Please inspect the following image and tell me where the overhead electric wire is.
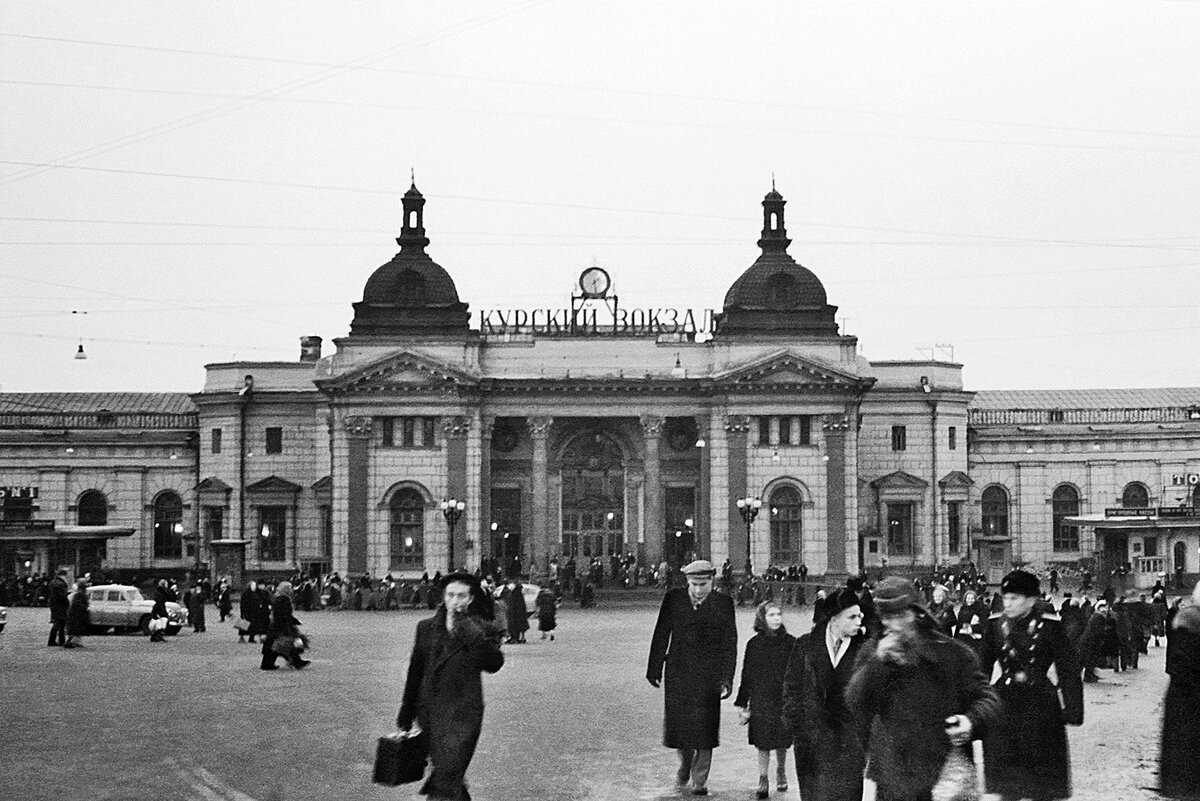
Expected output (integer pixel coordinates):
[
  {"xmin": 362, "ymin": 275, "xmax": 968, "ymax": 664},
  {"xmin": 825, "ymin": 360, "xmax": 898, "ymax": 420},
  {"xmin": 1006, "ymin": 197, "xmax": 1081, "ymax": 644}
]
[
  {"xmin": 1, "ymin": 34, "xmax": 1196, "ymax": 143},
  {"xmin": 0, "ymin": 0, "xmax": 549, "ymax": 186}
]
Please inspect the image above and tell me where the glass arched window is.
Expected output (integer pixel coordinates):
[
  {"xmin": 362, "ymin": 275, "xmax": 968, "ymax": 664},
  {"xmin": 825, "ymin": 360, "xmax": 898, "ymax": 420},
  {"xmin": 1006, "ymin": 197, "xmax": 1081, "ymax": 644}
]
[
  {"xmin": 152, "ymin": 492, "xmax": 183, "ymax": 559},
  {"xmin": 390, "ymin": 489, "xmax": 425, "ymax": 567},
  {"xmin": 1052, "ymin": 485, "xmax": 1080, "ymax": 551},
  {"xmin": 769, "ymin": 485, "xmax": 803, "ymax": 566},
  {"xmin": 981, "ymin": 485, "xmax": 1009, "ymax": 539},
  {"xmin": 77, "ymin": 490, "xmax": 108, "ymax": 526},
  {"xmin": 396, "ymin": 270, "xmax": 427, "ymax": 307},
  {"xmin": 1122, "ymin": 483, "xmax": 1149, "ymax": 509}
]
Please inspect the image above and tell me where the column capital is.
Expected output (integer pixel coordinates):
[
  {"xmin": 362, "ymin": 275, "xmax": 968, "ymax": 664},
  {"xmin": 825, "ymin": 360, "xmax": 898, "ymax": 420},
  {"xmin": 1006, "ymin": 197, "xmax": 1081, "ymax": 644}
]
[
  {"xmin": 343, "ymin": 416, "xmax": 373, "ymax": 438},
  {"xmin": 527, "ymin": 416, "xmax": 553, "ymax": 440},
  {"xmin": 822, "ymin": 415, "xmax": 852, "ymax": 433},
  {"xmin": 442, "ymin": 415, "xmax": 470, "ymax": 438},
  {"xmin": 724, "ymin": 414, "xmax": 751, "ymax": 433},
  {"xmin": 480, "ymin": 415, "xmax": 496, "ymax": 439},
  {"xmin": 639, "ymin": 414, "xmax": 664, "ymax": 438}
]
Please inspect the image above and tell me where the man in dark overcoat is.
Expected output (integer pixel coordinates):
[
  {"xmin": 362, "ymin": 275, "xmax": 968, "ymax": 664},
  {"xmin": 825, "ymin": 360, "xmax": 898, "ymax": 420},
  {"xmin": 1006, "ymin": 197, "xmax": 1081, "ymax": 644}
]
[
  {"xmin": 397, "ymin": 572, "xmax": 504, "ymax": 801},
  {"xmin": 782, "ymin": 588, "xmax": 868, "ymax": 801},
  {"xmin": 46, "ymin": 567, "xmax": 70, "ymax": 647},
  {"xmin": 846, "ymin": 576, "xmax": 1000, "ymax": 801},
  {"xmin": 646, "ymin": 559, "xmax": 737, "ymax": 796},
  {"xmin": 980, "ymin": 569, "xmax": 1083, "ymax": 801}
]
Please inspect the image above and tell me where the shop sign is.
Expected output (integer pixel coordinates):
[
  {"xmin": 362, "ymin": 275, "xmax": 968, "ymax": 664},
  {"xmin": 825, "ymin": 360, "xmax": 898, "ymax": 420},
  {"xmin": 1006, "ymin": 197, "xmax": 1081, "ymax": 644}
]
[
  {"xmin": 0, "ymin": 486, "xmax": 38, "ymax": 500},
  {"xmin": 1105, "ymin": 507, "xmax": 1155, "ymax": 517},
  {"xmin": 0, "ymin": 520, "xmax": 54, "ymax": 531},
  {"xmin": 1158, "ymin": 507, "xmax": 1200, "ymax": 519},
  {"xmin": 1171, "ymin": 474, "xmax": 1200, "ymax": 486},
  {"xmin": 479, "ymin": 306, "xmax": 717, "ymax": 337}
]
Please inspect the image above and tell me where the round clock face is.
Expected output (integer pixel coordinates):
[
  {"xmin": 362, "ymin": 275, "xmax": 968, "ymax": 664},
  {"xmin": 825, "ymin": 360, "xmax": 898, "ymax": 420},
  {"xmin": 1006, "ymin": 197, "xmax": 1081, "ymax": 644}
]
[{"xmin": 579, "ymin": 267, "xmax": 611, "ymax": 297}]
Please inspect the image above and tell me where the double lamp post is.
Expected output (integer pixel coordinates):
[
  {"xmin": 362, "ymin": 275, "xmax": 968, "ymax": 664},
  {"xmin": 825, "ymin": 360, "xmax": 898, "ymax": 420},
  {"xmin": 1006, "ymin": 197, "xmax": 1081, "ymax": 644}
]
[
  {"xmin": 440, "ymin": 497, "xmax": 465, "ymax": 573},
  {"xmin": 735, "ymin": 495, "xmax": 762, "ymax": 576}
]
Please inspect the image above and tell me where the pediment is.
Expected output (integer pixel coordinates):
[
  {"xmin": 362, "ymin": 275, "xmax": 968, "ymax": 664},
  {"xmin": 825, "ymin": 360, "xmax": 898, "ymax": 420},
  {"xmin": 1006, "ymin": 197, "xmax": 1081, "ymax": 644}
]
[
  {"xmin": 246, "ymin": 475, "xmax": 302, "ymax": 494},
  {"xmin": 316, "ymin": 349, "xmax": 480, "ymax": 394},
  {"xmin": 938, "ymin": 470, "xmax": 974, "ymax": 489},
  {"xmin": 713, "ymin": 349, "xmax": 873, "ymax": 391},
  {"xmin": 870, "ymin": 471, "xmax": 929, "ymax": 490},
  {"xmin": 196, "ymin": 476, "xmax": 232, "ymax": 493}
]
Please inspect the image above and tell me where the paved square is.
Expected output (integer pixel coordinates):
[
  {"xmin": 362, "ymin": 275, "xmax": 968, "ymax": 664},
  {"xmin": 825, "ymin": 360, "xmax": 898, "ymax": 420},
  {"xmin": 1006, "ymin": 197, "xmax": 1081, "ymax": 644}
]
[{"xmin": 0, "ymin": 602, "xmax": 1168, "ymax": 800}]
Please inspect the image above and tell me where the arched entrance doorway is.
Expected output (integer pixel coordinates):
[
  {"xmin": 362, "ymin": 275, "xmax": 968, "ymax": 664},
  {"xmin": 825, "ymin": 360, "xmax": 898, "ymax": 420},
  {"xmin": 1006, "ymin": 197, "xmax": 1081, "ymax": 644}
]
[{"xmin": 560, "ymin": 431, "xmax": 625, "ymax": 576}]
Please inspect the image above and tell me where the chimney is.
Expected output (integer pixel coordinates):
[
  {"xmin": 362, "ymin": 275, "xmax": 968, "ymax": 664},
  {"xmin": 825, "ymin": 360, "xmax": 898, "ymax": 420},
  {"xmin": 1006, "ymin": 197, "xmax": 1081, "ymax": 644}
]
[{"xmin": 299, "ymin": 336, "xmax": 323, "ymax": 362}]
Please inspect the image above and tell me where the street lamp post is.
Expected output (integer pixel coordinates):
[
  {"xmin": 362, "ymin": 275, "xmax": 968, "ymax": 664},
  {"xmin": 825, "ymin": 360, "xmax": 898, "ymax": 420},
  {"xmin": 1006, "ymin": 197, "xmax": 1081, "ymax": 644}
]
[
  {"xmin": 441, "ymin": 498, "xmax": 465, "ymax": 572},
  {"xmin": 735, "ymin": 496, "xmax": 762, "ymax": 577}
]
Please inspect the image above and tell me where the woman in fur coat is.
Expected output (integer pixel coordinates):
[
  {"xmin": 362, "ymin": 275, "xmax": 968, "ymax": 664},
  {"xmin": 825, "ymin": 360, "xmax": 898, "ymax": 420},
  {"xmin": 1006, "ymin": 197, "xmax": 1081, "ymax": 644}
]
[
  {"xmin": 1160, "ymin": 583, "xmax": 1200, "ymax": 798},
  {"xmin": 735, "ymin": 601, "xmax": 795, "ymax": 799},
  {"xmin": 64, "ymin": 580, "xmax": 90, "ymax": 648}
]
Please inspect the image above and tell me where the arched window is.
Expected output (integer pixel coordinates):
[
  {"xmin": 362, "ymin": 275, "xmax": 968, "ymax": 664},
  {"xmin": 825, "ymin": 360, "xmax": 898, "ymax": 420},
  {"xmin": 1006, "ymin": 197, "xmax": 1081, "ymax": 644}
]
[
  {"xmin": 1122, "ymin": 482, "xmax": 1149, "ymax": 509},
  {"xmin": 1052, "ymin": 485, "xmax": 1080, "ymax": 551},
  {"xmin": 396, "ymin": 270, "xmax": 427, "ymax": 307},
  {"xmin": 769, "ymin": 485, "xmax": 803, "ymax": 566},
  {"xmin": 981, "ymin": 485, "xmax": 1009, "ymax": 539},
  {"xmin": 390, "ymin": 489, "xmax": 426, "ymax": 567},
  {"xmin": 767, "ymin": 273, "xmax": 797, "ymax": 308},
  {"xmin": 77, "ymin": 490, "xmax": 107, "ymax": 526},
  {"xmin": 152, "ymin": 492, "xmax": 184, "ymax": 559}
]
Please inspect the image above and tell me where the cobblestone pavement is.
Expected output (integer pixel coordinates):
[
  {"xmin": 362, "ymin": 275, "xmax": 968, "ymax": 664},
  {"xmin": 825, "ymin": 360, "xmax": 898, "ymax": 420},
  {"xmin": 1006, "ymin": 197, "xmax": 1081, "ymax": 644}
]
[{"xmin": 0, "ymin": 602, "xmax": 1170, "ymax": 801}]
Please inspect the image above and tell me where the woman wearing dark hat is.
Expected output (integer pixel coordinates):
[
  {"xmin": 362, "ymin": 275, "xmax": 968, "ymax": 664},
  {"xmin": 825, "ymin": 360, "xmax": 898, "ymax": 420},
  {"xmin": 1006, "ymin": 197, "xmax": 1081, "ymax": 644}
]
[
  {"xmin": 734, "ymin": 601, "xmax": 796, "ymax": 799},
  {"xmin": 260, "ymin": 581, "xmax": 309, "ymax": 670},
  {"xmin": 64, "ymin": 579, "xmax": 90, "ymax": 649},
  {"xmin": 397, "ymin": 571, "xmax": 505, "ymax": 801},
  {"xmin": 846, "ymin": 576, "xmax": 999, "ymax": 801},
  {"xmin": 979, "ymin": 569, "xmax": 1083, "ymax": 801},
  {"xmin": 782, "ymin": 588, "xmax": 868, "ymax": 801}
]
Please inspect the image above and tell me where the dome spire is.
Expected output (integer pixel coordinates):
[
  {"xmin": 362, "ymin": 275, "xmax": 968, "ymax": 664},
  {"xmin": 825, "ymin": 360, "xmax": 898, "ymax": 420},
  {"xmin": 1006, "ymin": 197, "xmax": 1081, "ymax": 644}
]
[
  {"xmin": 758, "ymin": 182, "xmax": 790, "ymax": 253},
  {"xmin": 397, "ymin": 174, "xmax": 429, "ymax": 252}
]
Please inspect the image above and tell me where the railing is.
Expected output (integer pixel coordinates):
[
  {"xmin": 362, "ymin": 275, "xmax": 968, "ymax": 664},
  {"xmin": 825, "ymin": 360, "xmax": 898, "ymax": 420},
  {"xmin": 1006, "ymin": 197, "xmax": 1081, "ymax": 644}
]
[
  {"xmin": 969, "ymin": 407, "xmax": 1192, "ymax": 426},
  {"xmin": 0, "ymin": 412, "xmax": 198, "ymax": 430},
  {"xmin": 1137, "ymin": 556, "xmax": 1165, "ymax": 575}
]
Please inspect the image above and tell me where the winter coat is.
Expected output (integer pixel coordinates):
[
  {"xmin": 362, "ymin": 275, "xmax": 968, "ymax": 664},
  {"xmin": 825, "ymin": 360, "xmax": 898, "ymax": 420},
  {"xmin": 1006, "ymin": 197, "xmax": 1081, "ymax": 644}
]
[
  {"xmin": 239, "ymin": 588, "xmax": 269, "ymax": 635},
  {"xmin": 397, "ymin": 608, "xmax": 505, "ymax": 800},
  {"xmin": 504, "ymin": 585, "xmax": 529, "ymax": 635},
  {"xmin": 1058, "ymin": 604, "xmax": 1087, "ymax": 650},
  {"xmin": 845, "ymin": 622, "xmax": 1000, "ymax": 801},
  {"xmin": 979, "ymin": 611, "xmax": 1083, "ymax": 801},
  {"xmin": 186, "ymin": 589, "xmax": 206, "ymax": 626},
  {"xmin": 953, "ymin": 603, "xmax": 985, "ymax": 655},
  {"xmin": 1077, "ymin": 607, "xmax": 1121, "ymax": 668},
  {"xmin": 48, "ymin": 576, "xmax": 70, "ymax": 623},
  {"xmin": 217, "ymin": 587, "xmax": 233, "ymax": 616},
  {"xmin": 535, "ymin": 588, "xmax": 557, "ymax": 632},
  {"xmin": 733, "ymin": 629, "xmax": 795, "ymax": 750},
  {"xmin": 152, "ymin": 584, "xmax": 169, "ymax": 619},
  {"xmin": 782, "ymin": 627, "xmax": 868, "ymax": 801},
  {"xmin": 646, "ymin": 588, "xmax": 738, "ymax": 750},
  {"xmin": 929, "ymin": 602, "xmax": 956, "ymax": 637},
  {"xmin": 1161, "ymin": 605, "xmax": 1200, "ymax": 798},
  {"xmin": 66, "ymin": 588, "xmax": 90, "ymax": 636}
]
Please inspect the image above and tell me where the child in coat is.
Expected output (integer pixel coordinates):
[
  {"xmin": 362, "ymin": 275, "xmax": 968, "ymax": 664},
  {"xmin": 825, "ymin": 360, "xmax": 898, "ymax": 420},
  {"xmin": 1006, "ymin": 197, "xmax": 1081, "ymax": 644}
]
[{"xmin": 734, "ymin": 601, "xmax": 795, "ymax": 799}]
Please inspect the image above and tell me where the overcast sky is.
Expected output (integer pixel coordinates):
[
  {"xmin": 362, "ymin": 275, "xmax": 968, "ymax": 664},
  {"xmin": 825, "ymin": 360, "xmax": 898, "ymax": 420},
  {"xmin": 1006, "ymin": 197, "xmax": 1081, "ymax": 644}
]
[{"xmin": 2, "ymin": 1, "xmax": 1198, "ymax": 394}]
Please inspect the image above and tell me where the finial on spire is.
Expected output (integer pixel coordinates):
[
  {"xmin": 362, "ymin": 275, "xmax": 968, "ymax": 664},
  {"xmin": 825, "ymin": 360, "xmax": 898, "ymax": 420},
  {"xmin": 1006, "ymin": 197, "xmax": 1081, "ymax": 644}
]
[
  {"xmin": 772, "ymin": 172, "xmax": 776, "ymax": 192},
  {"xmin": 411, "ymin": 167, "xmax": 415, "ymax": 183}
]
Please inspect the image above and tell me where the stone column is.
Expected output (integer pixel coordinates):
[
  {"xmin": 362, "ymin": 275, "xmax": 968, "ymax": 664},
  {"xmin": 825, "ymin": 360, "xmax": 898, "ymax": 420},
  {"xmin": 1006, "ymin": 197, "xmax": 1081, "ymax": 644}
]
[
  {"xmin": 480, "ymin": 416, "xmax": 495, "ymax": 571},
  {"xmin": 725, "ymin": 415, "xmax": 751, "ymax": 575},
  {"xmin": 696, "ymin": 413, "xmax": 711, "ymax": 560},
  {"xmin": 443, "ymin": 416, "xmax": 470, "ymax": 572},
  {"xmin": 640, "ymin": 415, "xmax": 665, "ymax": 566},
  {"xmin": 344, "ymin": 416, "xmax": 373, "ymax": 576},
  {"xmin": 823, "ymin": 416, "xmax": 851, "ymax": 578},
  {"xmin": 528, "ymin": 416, "xmax": 553, "ymax": 577}
]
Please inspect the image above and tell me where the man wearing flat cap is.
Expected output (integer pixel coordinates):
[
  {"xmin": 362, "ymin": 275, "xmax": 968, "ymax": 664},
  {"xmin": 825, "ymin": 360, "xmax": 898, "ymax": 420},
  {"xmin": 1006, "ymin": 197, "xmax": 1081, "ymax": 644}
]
[
  {"xmin": 647, "ymin": 559, "xmax": 738, "ymax": 796},
  {"xmin": 979, "ymin": 569, "xmax": 1083, "ymax": 801}
]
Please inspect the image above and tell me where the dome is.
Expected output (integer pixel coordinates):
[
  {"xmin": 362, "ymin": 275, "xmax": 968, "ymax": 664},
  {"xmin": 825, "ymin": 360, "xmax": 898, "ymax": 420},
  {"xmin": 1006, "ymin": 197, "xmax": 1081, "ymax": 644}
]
[
  {"xmin": 349, "ymin": 183, "xmax": 470, "ymax": 337},
  {"xmin": 714, "ymin": 188, "xmax": 839, "ymax": 337}
]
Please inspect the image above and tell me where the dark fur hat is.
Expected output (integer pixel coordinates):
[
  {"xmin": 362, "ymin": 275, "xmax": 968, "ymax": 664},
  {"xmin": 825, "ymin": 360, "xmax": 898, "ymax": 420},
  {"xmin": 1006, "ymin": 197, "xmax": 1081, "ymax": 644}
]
[{"xmin": 1000, "ymin": 569, "xmax": 1040, "ymax": 597}]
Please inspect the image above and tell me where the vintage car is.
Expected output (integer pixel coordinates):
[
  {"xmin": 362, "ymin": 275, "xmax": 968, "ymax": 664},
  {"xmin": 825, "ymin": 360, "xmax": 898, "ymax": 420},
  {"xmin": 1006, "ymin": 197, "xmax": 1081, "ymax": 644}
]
[{"xmin": 85, "ymin": 584, "xmax": 187, "ymax": 636}]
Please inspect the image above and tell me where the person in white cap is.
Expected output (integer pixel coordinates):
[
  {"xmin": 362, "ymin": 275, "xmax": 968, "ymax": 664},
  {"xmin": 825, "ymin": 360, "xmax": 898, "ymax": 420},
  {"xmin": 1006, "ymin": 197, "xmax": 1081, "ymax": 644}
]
[{"xmin": 646, "ymin": 559, "xmax": 737, "ymax": 796}]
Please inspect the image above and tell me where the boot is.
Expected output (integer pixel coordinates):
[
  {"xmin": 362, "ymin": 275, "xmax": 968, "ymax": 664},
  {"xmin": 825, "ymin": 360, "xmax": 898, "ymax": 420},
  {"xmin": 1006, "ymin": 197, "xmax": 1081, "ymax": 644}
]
[
  {"xmin": 757, "ymin": 776, "xmax": 769, "ymax": 799},
  {"xmin": 777, "ymin": 767, "xmax": 788, "ymax": 792}
]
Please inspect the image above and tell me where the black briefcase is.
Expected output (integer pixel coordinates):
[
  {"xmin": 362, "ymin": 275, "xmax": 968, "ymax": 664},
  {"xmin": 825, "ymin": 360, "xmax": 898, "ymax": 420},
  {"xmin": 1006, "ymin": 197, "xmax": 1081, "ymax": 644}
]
[{"xmin": 373, "ymin": 730, "xmax": 429, "ymax": 786}]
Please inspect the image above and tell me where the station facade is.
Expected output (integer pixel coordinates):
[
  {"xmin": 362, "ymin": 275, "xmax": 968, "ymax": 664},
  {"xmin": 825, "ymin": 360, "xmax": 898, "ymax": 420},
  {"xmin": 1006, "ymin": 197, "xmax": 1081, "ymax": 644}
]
[{"xmin": 2, "ymin": 186, "xmax": 1198, "ymax": 588}]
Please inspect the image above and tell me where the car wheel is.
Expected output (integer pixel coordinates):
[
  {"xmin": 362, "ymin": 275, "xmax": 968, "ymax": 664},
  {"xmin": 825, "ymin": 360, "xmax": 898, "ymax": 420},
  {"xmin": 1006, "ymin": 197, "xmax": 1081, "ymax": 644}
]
[
  {"xmin": 165, "ymin": 626, "xmax": 181, "ymax": 637},
  {"xmin": 138, "ymin": 615, "xmax": 151, "ymax": 635}
]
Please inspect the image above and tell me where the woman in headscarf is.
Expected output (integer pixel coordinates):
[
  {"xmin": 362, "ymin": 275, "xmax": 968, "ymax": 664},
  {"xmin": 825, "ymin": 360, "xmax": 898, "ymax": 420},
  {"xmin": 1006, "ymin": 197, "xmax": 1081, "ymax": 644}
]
[
  {"xmin": 150, "ymin": 578, "xmax": 169, "ymax": 643},
  {"xmin": 782, "ymin": 588, "xmax": 868, "ymax": 801},
  {"xmin": 504, "ymin": 579, "xmax": 529, "ymax": 644},
  {"xmin": 735, "ymin": 601, "xmax": 796, "ymax": 799},
  {"xmin": 260, "ymin": 580, "xmax": 308, "ymax": 670},
  {"xmin": 239, "ymin": 580, "xmax": 265, "ymax": 644}
]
